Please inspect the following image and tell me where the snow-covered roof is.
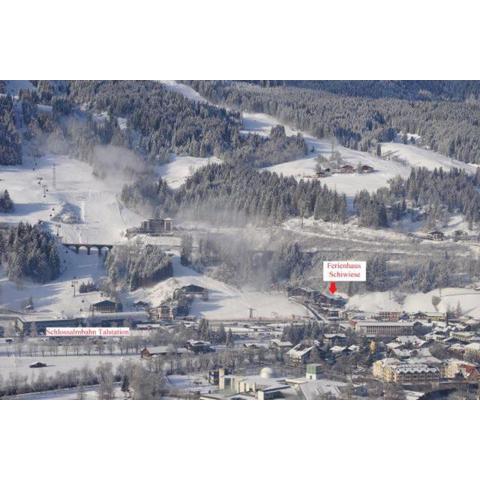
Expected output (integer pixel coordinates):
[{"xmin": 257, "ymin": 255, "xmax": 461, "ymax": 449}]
[
  {"xmin": 395, "ymin": 335, "xmax": 424, "ymax": 346},
  {"xmin": 391, "ymin": 364, "xmax": 439, "ymax": 374},
  {"xmin": 299, "ymin": 379, "xmax": 347, "ymax": 400},
  {"xmin": 287, "ymin": 343, "xmax": 313, "ymax": 358}
]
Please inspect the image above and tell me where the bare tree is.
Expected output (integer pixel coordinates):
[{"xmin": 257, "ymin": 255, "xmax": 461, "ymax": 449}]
[{"xmin": 96, "ymin": 362, "xmax": 115, "ymax": 400}]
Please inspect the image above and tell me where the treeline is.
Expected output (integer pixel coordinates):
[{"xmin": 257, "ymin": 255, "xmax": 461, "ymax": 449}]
[
  {"xmin": 186, "ymin": 81, "xmax": 480, "ymax": 164},
  {"xmin": 105, "ymin": 244, "xmax": 173, "ymax": 291},
  {"xmin": 362, "ymin": 254, "xmax": 477, "ymax": 293},
  {"xmin": 354, "ymin": 167, "xmax": 480, "ymax": 229},
  {"xmin": 258, "ymin": 81, "xmax": 480, "ymax": 101},
  {"xmin": 227, "ymin": 124, "xmax": 308, "ymax": 168},
  {"xmin": 0, "ymin": 96, "xmax": 21, "ymax": 165},
  {"xmin": 0, "ymin": 223, "xmax": 60, "ymax": 283},
  {"xmin": 121, "ymin": 163, "xmax": 347, "ymax": 225}
]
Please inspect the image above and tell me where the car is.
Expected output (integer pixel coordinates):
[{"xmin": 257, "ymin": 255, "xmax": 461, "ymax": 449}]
[{"xmin": 29, "ymin": 361, "xmax": 47, "ymax": 368}]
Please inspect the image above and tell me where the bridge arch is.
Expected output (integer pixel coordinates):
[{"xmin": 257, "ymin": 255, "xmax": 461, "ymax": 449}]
[{"xmin": 62, "ymin": 243, "xmax": 114, "ymax": 255}]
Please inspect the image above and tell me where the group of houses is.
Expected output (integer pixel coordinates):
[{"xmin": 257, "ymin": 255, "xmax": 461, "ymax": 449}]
[
  {"xmin": 287, "ymin": 286, "xmax": 346, "ymax": 317},
  {"xmin": 149, "ymin": 284, "xmax": 209, "ymax": 323},
  {"xmin": 316, "ymin": 164, "xmax": 375, "ymax": 178}
]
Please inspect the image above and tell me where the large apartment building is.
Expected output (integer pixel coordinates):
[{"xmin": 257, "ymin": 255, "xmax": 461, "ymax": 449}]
[
  {"xmin": 373, "ymin": 359, "xmax": 440, "ymax": 384},
  {"xmin": 355, "ymin": 321, "xmax": 415, "ymax": 337}
]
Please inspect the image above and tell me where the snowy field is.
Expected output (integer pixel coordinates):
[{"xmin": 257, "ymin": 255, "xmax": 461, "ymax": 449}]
[
  {"xmin": 0, "ymin": 354, "xmax": 133, "ymax": 380},
  {"xmin": 0, "ymin": 154, "xmax": 143, "ymax": 243},
  {"xmin": 380, "ymin": 143, "xmax": 478, "ymax": 175},
  {"xmin": 2, "ymin": 81, "xmax": 477, "ymax": 322},
  {"xmin": 348, "ymin": 287, "xmax": 480, "ymax": 317},
  {"xmin": 156, "ymin": 154, "xmax": 222, "ymax": 189},
  {"xmin": 9, "ymin": 384, "xmax": 124, "ymax": 400},
  {"xmin": 282, "ymin": 217, "xmax": 413, "ymax": 251}
]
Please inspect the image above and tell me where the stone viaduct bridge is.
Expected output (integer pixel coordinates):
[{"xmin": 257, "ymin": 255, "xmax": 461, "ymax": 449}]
[{"xmin": 62, "ymin": 242, "xmax": 114, "ymax": 255}]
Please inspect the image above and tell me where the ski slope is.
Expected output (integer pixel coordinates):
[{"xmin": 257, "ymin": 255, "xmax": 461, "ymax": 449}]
[{"xmin": 0, "ymin": 153, "xmax": 143, "ymax": 243}]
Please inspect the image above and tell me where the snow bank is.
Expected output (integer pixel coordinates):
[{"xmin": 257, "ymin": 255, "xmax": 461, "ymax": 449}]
[
  {"xmin": 347, "ymin": 287, "xmax": 480, "ymax": 317},
  {"xmin": 347, "ymin": 292, "xmax": 402, "ymax": 312}
]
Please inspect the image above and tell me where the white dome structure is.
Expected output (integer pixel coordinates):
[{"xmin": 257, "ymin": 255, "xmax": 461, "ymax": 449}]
[{"xmin": 260, "ymin": 367, "xmax": 274, "ymax": 379}]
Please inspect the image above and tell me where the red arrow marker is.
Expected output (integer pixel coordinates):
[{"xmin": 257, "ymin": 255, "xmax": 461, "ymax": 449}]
[{"xmin": 329, "ymin": 281, "xmax": 337, "ymax": 295}]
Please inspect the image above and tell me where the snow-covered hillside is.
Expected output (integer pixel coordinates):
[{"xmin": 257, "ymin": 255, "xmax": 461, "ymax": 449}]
[
  {"xmin": 0, "ymin": 249, "xmax": 105, "ymax": 315},
  {"xmin": 157, "ymin": 155, "xmax": 222, "ymax": 189},
  {"xmin": 159, "ymin": 80, "xmax": 208, "ymax": 103},
  {"xmin": 0, "ymin": 154, "xmax": 142, "ymax": 243},
  {"xmin": 380, "ymin": 143, "xmax": 478, "ymax": 175},
  {"xmin": 1, "ymin": 147, "xmax": 305, "ymax": 321},
  {"xmin": 2, "ymin": 81, "xmax": 477, "ymax": 321},
  {"xmin": 161, "ymin": 81, "xmax": 477, "ymax": 197},
  {"xmin": 0, "ymin": 153, "xmax": 142, "ymax": 314},
  {"xmin": 128, "ymin": 254, "xmax": 311, "ymax": 322},
  {"xmin": 348, "ymin": 287, "xmax": 480, "ymax": 317},
  {"xmin": 255, "ymin": 111, "xmax": 477, "ymax": 196}
]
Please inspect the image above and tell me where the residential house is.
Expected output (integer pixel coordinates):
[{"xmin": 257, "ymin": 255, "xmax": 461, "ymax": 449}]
[
  {"xmin": 286, "ymin": 342, "xmax": 316, "ymax": 366},
  {"xmin": 90, "ymin": 300, "xmax": 122, "ymax": 314}
]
